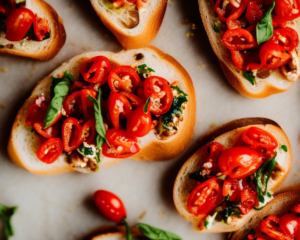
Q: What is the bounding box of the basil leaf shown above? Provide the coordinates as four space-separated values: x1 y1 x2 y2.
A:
44 72 74 128
243 71 255 85
136 64 155 80
136 223 182 240
213 23 220 33
144 97 150 114
281 145 288 152
78 144 94 157
256 1 275 44
0 204 18 240
122 218 132 240
262 157 276 195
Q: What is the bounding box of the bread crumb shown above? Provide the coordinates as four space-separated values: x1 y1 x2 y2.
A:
69 3 73 8
0 68 7 72
186 32 195 38
182 19 190 25
70 42 76 46
210 122 216 128
158 211 165 216
197 63 206 67
76 202 81 206
139 211 146 219
67 208 73 213
191 23 197 30
82 46 93 51
0 103 5 109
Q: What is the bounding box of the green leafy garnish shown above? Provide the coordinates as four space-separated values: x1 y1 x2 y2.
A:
0 204 18 240
43 32 51 40
281 145 288 152
188 170 206 182
44 71 74 128
136 64 155 80
136 223 182 240
218 175 226 180
204 211 218 229
213 23 220 33
78 144 94 157
24 24 34 38
256 1 275 44
122 218 132 240
243 71 255 85
144 97 150 114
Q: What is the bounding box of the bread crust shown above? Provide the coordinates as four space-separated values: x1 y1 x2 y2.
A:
0 0 66 60
173 118 292 232
90 0 167 49
198 0 299 98
229 191 300 240
7 46 196 175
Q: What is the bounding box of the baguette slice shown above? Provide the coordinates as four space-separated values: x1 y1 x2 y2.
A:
173 118 292 232
7 46 196 175
90 0 167 49
229 191 300 240
0 0 66 60
198 0 300 98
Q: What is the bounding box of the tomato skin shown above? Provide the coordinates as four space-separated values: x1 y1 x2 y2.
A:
126 104 152 137
201 142 224 178
36 138 63 164
219 147 263 179
120 91 143 108
222 177 243 202
280 213 300 238
246 0 264 25
187 177 223 216
222 29 258 51
33 122 60 139
270 27 299 52
261 215 293 240
239 182 257 215
231 50 262 71
62 117 83 152
93 190 126 223
26 95 48 126
242 127 278 150
81 118 96 145
292 204 300 214
6 7 35 41
143 76 173 115
33 16 50 41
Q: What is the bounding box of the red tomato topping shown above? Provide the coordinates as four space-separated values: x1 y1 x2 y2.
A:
33 122 60 139
242 127 278 150
246 0 264 25
280 213 300 238
33 16 50 41
218 146 263 179
80 56 111 84
292 204 300 214
202 142 224 177
222 29 258 51
239 182 258 215
275 0 300 22
102 129 140 158
270 27 299 52
222 177 243 202
62 117 83 152
261 215 293 240
231 50 262 71
81 118 96 145
226 0 249 29
36 138 63 164
144 76 173 115
187 177 223 216
120 91 143 108
93 190 126 223
25 95 48 127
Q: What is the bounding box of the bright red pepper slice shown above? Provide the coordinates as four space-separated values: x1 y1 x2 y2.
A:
107 92 132 129
143 76 173 115
33 122 60 139
187 177 223 216
81 118 96 145
259 42 291 69
246 0 264 25
80 56 111 84
226 0 249 29
62 117 83 152
291 204 300 214
120 91 143 108
242 127 278 150
108 66 141 93
102 129 140 158
69 81 91 93
222 28 258 51
261 215 293 240
280 213 300 238
33 16 50 41
231 50 262 71
270 27 299 52
275 0 300 22
215 0 247 24
222 177 243 202
239 182 258 215
36 138 63 164
25 95 48 127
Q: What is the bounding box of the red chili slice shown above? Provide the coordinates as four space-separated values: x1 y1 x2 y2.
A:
226 0 249 29
120 91 143 108
239 182 258 215
270 27 299 52
25 95 48 127
81 118 96 145
62 117 83 152
222 28 258 51
33 16 50 41
246 0 264 25
274 0 300 22
231 50 262 71
261 215 293 240
36 138 63 164
242 127 278 150
33 122 60 139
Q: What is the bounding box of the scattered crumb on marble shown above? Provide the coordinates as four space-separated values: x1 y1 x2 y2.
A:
197 63 206 67
70 42 76 46
139 171 143 175
182 19 190 25
158 211 165 216
210 122 216 128
139 211 146 219
0 103 5 109
69 3 73 8
186 32 195 38
82 46 93 51
0 68 7 72
191 24 197 30
76 202 81 206
197 120 202 124
67 208 73 213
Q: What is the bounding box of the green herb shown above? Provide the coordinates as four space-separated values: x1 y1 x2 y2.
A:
188 170 206 182
78 144 94 157
256 1 275 44
0 204 18 240
44 71 74 128
204 211 218 229
248 229 256 239
281 145 288 152
30 128 35 133
243 71 255 85
43 32 50 40
213 23 220 33
254 206 265 210
267 192 272 197
144 97 150 114
24 24 34 38
122 218 132 240
136 223 182 240
218 175 226 180
136 64 155 80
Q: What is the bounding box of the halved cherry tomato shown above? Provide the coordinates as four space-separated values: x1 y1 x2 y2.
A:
111 0 125 8
81 118 96 145
261 215 293 240
226 0 249 29
33 16 50 41
259 42 291 69
93 190 126 223
143 76 173 115
69 81 90 93
62 117 83 152
107 92 132 129
242 127 278 150
201 142 224 177
219 147 263 179
222 177 243 202
36 138 63 164
108 66 141 93
215 0 247 24
126 104 152 137
102 129 140 158
275 0 300 22
120 91 143 108
280 213 300 238
25 95 48 126
222 29 258 51
80 56 111 84
6 7 35 41
270 27 299 52
239 182 257 215
187 177 223 216
231 50 262 71
246 0 264 25
33 122 60 139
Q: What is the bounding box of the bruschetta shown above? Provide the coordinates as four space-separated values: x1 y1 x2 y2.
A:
199 0 300 98
173 117 292 232
8 46 196 175
0 0 66 60
90 0 167 49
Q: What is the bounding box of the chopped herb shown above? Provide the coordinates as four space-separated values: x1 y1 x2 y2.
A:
267 192 272 197
136 64 155 80
281 145 288 152
243 71 255 85
256 1 275 44
213 23 220 33
30 128 35 133
144 97 150 114
24 24 34 38
204 211 218 229
77 144 94 157
218 175 226 180
188 170 206 182
43 32 50 40
122 218 132 240
0 204 18 240
204 220 209 229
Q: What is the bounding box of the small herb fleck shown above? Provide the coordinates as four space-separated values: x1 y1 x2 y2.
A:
243 71 255 85
213 23 220 33
281 145 288 152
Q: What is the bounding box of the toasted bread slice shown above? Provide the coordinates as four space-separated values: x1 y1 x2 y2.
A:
8 46 196 175
87 226 145 240
90 0 167 49
229 191 300 240
0 0 66 60
198 0 300 98
173 118 292 232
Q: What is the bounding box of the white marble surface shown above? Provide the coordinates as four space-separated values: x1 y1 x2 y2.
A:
0 0 300 239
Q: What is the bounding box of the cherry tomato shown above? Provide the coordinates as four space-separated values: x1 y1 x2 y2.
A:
187 177 223 216
107 92 132 129
80 56 111 84
25 95 48 126
102 129 140 158
33 16 50 41
222 177 243 202
261 215 293 240
226 0 249 29
215 0 246 24
69 81 91 93
120 91 143 108
108 66 141 93
81 118 96 145
222 29 258 51
239 182 257 215
280 213 300 238
62 117 83 152
0 0 14 15
231 50 262 71
93 190 126 223
270 27 299 52
242 127 278 150
144 76 173 115
246 0 264 25
33 122 60 139
6 7 35 41
126 104 152 137
275 0 300 22
111 0 125 8
36 138 63 164
292 204 300 214
219 147 263 179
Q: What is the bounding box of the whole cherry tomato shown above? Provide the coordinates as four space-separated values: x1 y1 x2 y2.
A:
242 127 278 150
280 213 300 238
6 7 35 41
126 104 152 137
80 56 111 84
239 182 257 215
218 147 263 179
222 29 258 51
261 215 293 240
270 27 299 52
25 95 48 126
143 76 173 115
93 190 127 223
62 117 83 152
33 122 60 139
81 118 96 145
36 138 63 164
187 177 223 216
222 177 243 202
34 16 50 41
